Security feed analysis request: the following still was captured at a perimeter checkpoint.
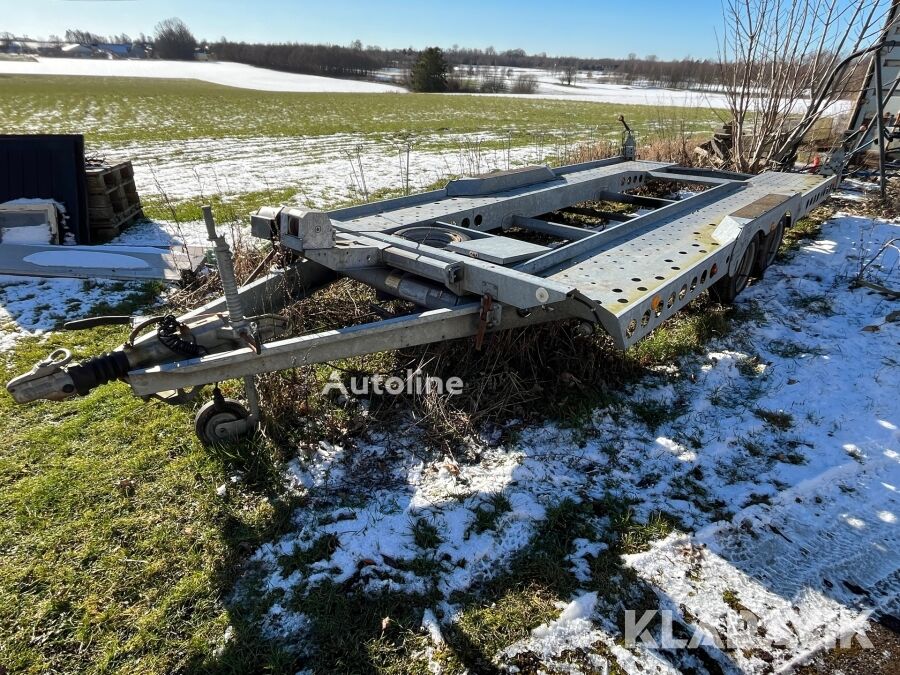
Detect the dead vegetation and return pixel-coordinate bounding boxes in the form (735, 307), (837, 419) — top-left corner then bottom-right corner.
(251, 279), (731, 452)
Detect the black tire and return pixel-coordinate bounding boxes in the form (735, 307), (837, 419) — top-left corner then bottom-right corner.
(194, 398), (251, 446)
(710, 237), (759, 304)
(753, 218), (786, 276)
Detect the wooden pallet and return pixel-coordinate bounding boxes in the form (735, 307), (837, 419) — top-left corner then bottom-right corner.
(85, 161), (144, 241)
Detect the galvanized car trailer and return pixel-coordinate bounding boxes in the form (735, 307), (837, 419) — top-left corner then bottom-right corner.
(7, 141), (837, 444)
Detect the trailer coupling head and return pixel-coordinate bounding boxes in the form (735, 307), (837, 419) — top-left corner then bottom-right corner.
(7, 348), (130, 404)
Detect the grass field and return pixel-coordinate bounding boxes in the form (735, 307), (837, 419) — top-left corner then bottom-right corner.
(0, 75), (724, 147)
(0, 326), (302, 674)
(0, 74), (726, 674)
(1, 75), (726, 209)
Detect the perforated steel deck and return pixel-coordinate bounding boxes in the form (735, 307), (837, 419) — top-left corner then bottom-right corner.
(269, 158), (836, 348)
(331, 160), (673, 234)
(548, 173), (827, 311)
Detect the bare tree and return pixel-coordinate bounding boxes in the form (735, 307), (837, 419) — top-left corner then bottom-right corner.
(153, 17), (196, 60)
(559, 60), (578, 86)
(718, 0), (891, 172)
(65, 28), (106, 45)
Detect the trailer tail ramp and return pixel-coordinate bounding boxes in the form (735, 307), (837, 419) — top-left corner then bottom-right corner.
(7, 153), (836, 444)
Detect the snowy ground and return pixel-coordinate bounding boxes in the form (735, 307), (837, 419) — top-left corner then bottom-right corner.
(0, 57), (405, 93)
(454, 67), (736, 109)
(0, 58), (852, 115)
(97, 131), (565, 203)
(0, 274), (149, 352)
(237, 212), (899, 673)
(456, 67), (852, 115)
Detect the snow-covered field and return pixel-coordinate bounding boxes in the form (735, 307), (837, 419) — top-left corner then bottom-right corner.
(458, 67), (852, 116)
(457, 67), (735, 108)
(0, 57), (405, 93)
(235, 212), (899, 672)
(98, 132), (561, 203)
(0, 57), (713, 105)
(1, 58), (855, 118)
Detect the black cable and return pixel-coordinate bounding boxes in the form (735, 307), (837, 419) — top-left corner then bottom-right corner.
(156, 315), (208, 357)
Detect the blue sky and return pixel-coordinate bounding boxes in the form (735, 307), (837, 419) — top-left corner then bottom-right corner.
(2, 0), (723, 59)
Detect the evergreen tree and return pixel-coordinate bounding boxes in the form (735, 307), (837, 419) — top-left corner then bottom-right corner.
(410, 47), (448, 92)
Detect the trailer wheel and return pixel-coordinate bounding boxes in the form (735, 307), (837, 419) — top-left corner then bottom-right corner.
(710, 236), (759, 304)
(754, 217), (786, 276)
(194, 398), (252, 446)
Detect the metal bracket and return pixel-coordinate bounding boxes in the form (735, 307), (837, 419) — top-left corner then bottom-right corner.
(474, 294), (501, 350)
(619, 115), (636, 160)
(280, 208), (335, 250)
(147, 386), (204, 405)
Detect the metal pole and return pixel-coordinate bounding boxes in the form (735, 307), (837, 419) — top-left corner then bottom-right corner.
(875, 47), (888, 200)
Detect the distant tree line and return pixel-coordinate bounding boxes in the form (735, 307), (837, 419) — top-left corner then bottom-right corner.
(211, 40), (389, 77)
(46, 18), (197, 60)
(208, 39), (730, 90)
(62, 29), (140, 45)
(23, 18), (762, 93)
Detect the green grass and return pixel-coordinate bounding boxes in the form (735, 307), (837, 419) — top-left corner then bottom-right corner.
(469, 494), (512, 535)
(221, 497), (673, 673)
(0, 314), (697, 674)
(140, 178), (452, 224)
(278, 534), (340, 578)
(721, 588), (749, 613)
(0, 320), (305, 673)
(780, 205), (833, 257)
(629, 398), (687, 433)
(627, 301), (732, 366)
(439, 497), (675, 673)
(411, 517), (442, 550)
(0, 75), (722, 147)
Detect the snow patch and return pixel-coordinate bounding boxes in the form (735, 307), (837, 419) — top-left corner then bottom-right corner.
(2, 224), (51, 244)
(23, 250), (151, 269)
(0, 57), (405, 93)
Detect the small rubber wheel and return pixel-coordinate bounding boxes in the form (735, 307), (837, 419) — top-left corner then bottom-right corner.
(753, 218), (786, 276)
(710, 237), (759, 304)
(194, 398), (251, 446)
